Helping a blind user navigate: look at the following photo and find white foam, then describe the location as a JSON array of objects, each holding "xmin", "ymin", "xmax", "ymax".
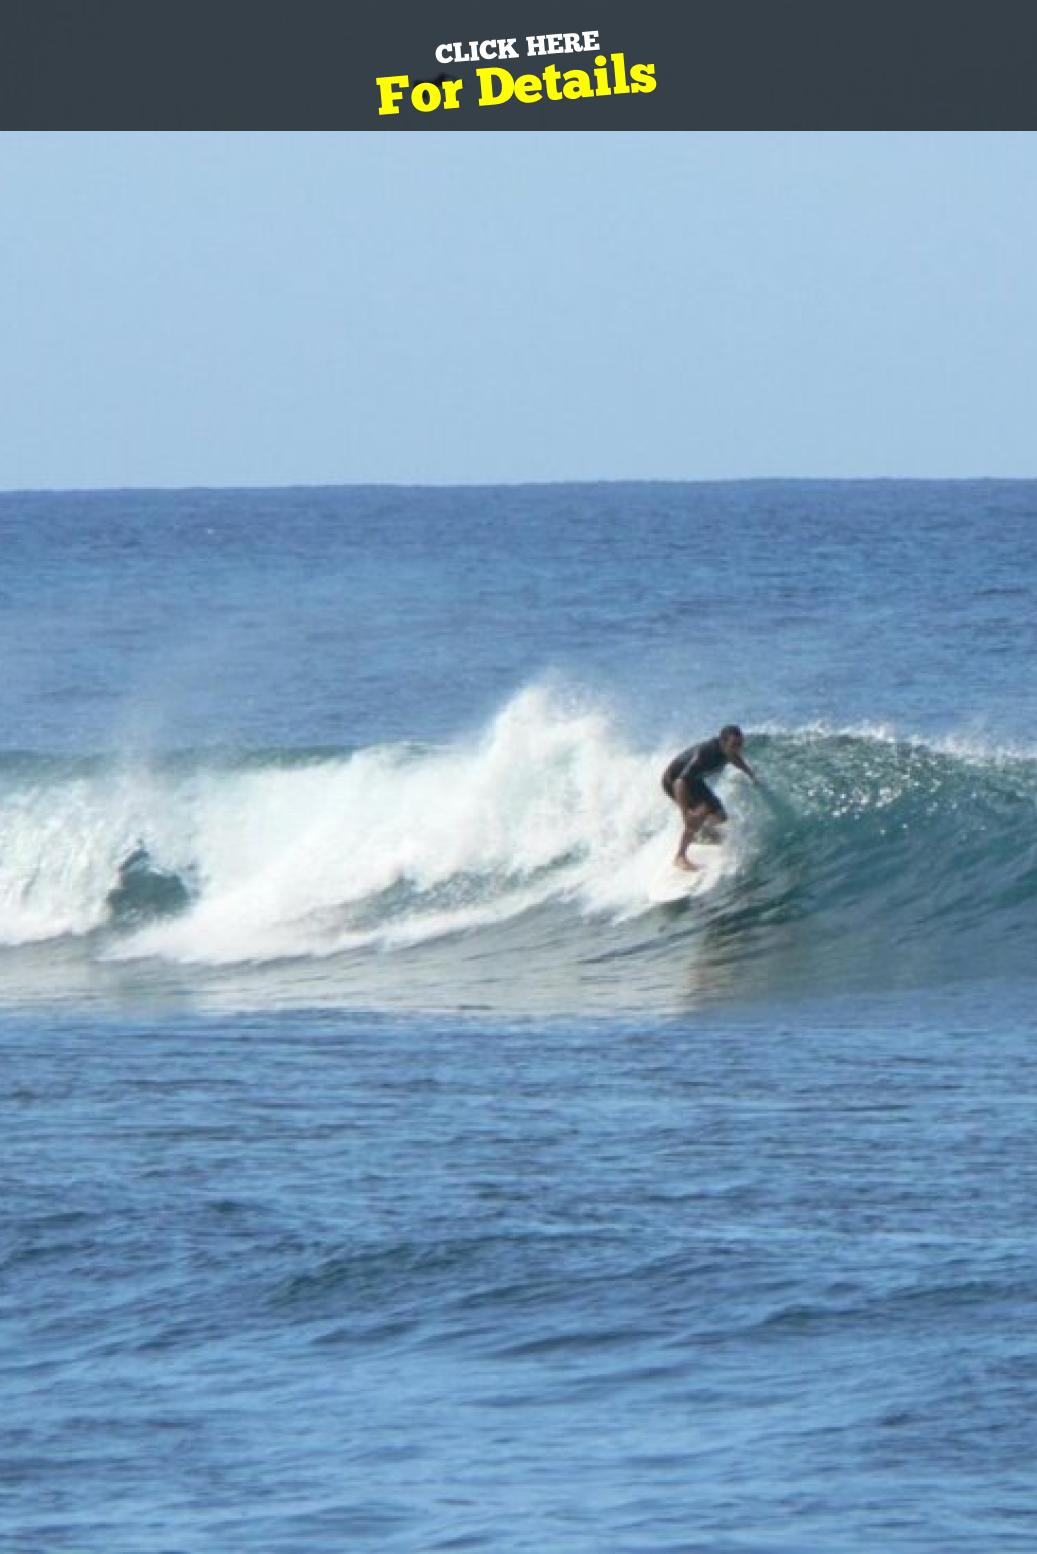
[
  {"xmin": 751, "ymin": 716, "xmax": 1037, "ymax": 767},
  {"xmin": 0, "ymin": 686, "xmax": 763, "ymax": 961}
]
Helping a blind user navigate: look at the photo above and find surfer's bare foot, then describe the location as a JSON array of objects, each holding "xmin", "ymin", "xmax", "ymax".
[{"xmin": 674, "ymin": 856, "xmax": 698, "ymax": 872}]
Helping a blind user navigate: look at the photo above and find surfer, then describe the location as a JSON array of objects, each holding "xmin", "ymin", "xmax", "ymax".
[
  {"xmin": 662, "ymin": 725, "xmax": 758, "ymax": 870},
  {"xmin": 105, "ymin": 841, "xmax": 190, "ymax": 924}
]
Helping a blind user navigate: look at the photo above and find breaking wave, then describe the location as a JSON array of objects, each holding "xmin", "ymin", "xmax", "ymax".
[{"xmin": 1, "ymin": 686, "xmax": 1035, "ymax": 1012}]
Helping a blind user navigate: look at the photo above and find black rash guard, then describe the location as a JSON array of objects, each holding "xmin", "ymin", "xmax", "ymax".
[
  {"xmin": 661, "ymin": 738, "xmax": 730, "ymax": 817},
  {"xmin": 664, "ymin": 738, "xmax": 729, "ymax": 785}
]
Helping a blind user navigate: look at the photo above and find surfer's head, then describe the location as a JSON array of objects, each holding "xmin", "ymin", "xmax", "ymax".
[{"xmin": 719, "ymin": 724, "xmax": 744, "ymax": 754}]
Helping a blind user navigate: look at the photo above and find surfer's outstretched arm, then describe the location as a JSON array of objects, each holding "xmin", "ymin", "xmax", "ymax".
[{"xmin": 730, "ymin": 751, "xmax": 759, "ymax": 784}]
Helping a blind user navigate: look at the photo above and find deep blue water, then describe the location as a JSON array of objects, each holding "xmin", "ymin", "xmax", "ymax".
[{"xmin": 2, "ymin": 482, "xmax": 1036, "ymax": 1551}]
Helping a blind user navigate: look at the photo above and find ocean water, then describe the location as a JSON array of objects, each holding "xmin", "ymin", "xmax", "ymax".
[{"xmin": 2, "ymin": 481, "xmax": 1036, "ymax": 1552}]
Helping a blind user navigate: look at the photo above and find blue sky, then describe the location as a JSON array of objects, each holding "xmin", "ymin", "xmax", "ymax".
[{"xmin": 2, "ymin": 131, "xmax": 1035, "ymax": 487}]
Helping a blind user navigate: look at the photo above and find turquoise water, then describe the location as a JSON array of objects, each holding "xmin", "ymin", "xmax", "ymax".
[{"xmin": 2, "ymin": 482, "xmax": 1036, "ymax": 1551}]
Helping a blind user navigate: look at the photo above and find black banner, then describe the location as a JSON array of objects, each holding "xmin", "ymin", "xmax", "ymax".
[{"xmin": 1, "ymin": 0, "xmax": 1036, "ymax": 128}]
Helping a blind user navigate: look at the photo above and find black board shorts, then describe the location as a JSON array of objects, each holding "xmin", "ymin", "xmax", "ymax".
[{"xmin": 661, "ymin": 770, "xmax": 726, "ymax": 817}]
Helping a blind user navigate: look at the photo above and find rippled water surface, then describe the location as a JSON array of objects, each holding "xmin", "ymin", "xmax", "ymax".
[{"xmin": 2, "ymin": 481, "xmax": 1036, "ymax": 1550}]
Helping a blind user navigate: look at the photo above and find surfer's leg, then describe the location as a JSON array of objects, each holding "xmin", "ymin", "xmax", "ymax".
[
  {"xmin": 674, "ymin": 803, "xmax": 711, "ymax": 869},
  {"xmin": 676, "ymin": 780, "xmax": 729, "ymax": 864},
  {"xmin": 693, "ymin": 782, "xmax": 726, "ymax": 844},
  {"xmin": 699, "ymin": 805, "xmax": 728, "ymax": 844},
  {"xmin": 663, "ymin": 777, "xmax": 696, "ymax": 868}
]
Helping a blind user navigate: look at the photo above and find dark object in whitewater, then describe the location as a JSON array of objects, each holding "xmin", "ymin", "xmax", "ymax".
[{"xmin": 105, "ymin": 843, "xmax": 190, "ymax": 926}]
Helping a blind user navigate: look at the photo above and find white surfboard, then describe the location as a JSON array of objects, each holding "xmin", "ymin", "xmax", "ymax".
[{"xmin": 648, "ymin": 843, "xmax": 724, "ymax": 904}]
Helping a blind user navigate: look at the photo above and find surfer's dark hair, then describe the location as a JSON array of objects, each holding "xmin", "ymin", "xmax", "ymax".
[{"xmin": 720, "ymin": 724, "xmax": 744, "ymax": 741}]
